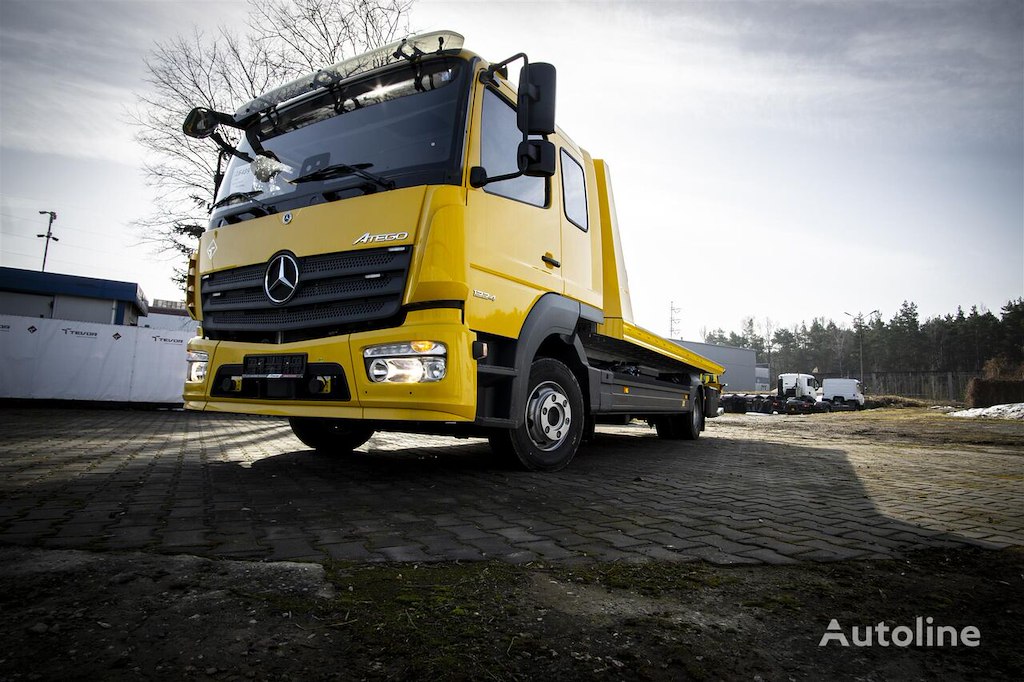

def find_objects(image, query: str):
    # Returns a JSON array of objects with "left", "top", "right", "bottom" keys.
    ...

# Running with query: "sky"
[{"left": 1, "top": 0, "right": 1021, "bottom": 342}]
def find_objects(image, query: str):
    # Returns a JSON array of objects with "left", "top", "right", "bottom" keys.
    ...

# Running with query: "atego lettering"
[{"left": 353, "top": 231, "right": 408, "bottom": 245}]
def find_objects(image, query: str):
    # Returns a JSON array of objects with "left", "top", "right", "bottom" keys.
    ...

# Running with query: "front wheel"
[
  {"left": 289, "top": 417, "right": 374, "bottom": 453},
  {"left": 491, "top": 358, "right": 584, "bottom": 472}
]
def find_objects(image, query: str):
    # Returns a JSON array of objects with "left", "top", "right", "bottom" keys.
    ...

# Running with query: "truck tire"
[
  {"left": 654, "top": 415, "right": 686, "bottom": 439},
  {"left": 289, "top": 417, "right": 374, "bottom": 453},
  {"left": 655, "top": 392, "right": 704, "bottom": 440},
  {"left": 681, "top": 391, "right": 704, "bottom": 440},
  {"left": 491, "top": 358, "right": 584, "bottom": 472}
]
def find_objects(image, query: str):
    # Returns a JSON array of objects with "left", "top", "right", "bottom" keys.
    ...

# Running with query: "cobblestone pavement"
[{"left": 1, "top": 408, "right": 1021, "bottom": 565}]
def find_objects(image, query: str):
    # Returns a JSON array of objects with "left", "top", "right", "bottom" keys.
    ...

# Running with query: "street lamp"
[{"left": 844, "top": 310, "right": 879, "bottom": 381}]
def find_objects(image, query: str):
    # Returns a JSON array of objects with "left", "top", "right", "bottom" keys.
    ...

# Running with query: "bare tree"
[
  {"left": 249, "top": 0, "right": 412, "bottom": 74},
  {"left": 760, "top": 316, "right": 776, "bottom": 371},
  {"left": 130, "top": 0, "right": 414, "bottom": 286}
]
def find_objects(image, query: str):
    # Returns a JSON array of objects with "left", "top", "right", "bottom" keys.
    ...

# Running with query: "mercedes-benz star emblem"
[{"left": 264, "top": 253, "right": 300, "bottom": 305}]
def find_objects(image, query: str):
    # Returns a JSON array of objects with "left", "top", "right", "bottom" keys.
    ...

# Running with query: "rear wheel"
[
  {"left": 289, "top": 417, "right": 374, "bottom": 453},
  {"left": 655, "top": 415, "right": 685, "bottom": 439},
  {"left": 681, "top": 391, "right": 704, "bottom": 440},
  {"left": 490, "top": 358, "right": 584, "bottom": 472},
  {"left": 655, "top": 391, "right": 704, "bottom": 440}
]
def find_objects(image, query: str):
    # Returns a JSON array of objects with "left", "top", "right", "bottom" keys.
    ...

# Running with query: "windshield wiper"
[
  {"left": 211, "top": 190, "right": 276, "bottom": 213},
  {"left": 290, "top": 163, "right": 395, "bottom": 190}
]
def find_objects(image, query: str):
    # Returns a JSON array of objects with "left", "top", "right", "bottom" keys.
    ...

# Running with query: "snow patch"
[{"left": 949, "top": 403, "right": 1024, "bottom": 420}]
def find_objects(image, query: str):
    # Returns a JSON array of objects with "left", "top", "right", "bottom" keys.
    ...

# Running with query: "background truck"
[
  {"left": 721, "top": 372, "right": 830, "bottom": 414},
  {"left": 180, "top": 30, "right": 723, "bottom": 471},
  {"left": 821, "top": 378, "right": 865, "bottom": 409}
]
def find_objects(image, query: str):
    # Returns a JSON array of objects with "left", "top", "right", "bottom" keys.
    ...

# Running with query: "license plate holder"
[{"left": 243, "top": 354, "right": 307, "bottom": 379}]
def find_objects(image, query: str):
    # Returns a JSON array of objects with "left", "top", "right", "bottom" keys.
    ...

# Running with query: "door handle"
[{"left": 542, "top": 253, "right": 561, "bottom": 268}]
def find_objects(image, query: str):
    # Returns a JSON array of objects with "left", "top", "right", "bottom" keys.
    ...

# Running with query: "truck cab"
[
  {"left": 778, "top": 373, "right": 818, "bottom": 399},
  {"left": 181, "top": 30, "right": 723, "bottom": 470}
]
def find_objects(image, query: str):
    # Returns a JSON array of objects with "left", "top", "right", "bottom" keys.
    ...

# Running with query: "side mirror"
[
  {"left": 518, "top": 140, "right": 555, "bottom": 177},
  {"left": 182, "top": 107, "right": 220, "bottom": 139},
  {"left": 471, "top": 57, "right": 557, "bottom": 189},
  {"left": 469, "top": 166, "right": 489, "bottom": 188},
  {"left": 517, "top": 62, "right": 556, "bottom": 135},
  {"left": 182, "top": 107, "right": 238, "bottom": 139}
]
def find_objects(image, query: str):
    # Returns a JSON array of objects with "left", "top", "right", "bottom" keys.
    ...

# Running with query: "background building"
[
  {"left": 0, "top": 267, "right": 148, "bottom": 325},
  {"left": 144, "top": 298, "right": 200, "bottom": 334},
  {"left": 673, "top": 339, "right": 759, "bottom": 391}
]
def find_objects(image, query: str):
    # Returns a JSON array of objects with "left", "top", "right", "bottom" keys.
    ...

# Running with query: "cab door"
[
  {"left": 465, "top": 85, "right": 562, "bottom": 338},
  {"left": 558, "top": 146, "right": 601, "bottom": 309}
]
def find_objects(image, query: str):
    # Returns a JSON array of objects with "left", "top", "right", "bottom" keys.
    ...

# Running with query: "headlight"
[
  {"left": 363, "top": 341, "right": 447, "bottom": 383},
  {"left": 186, "top": 350, "right": 208, "bottom": 383}
]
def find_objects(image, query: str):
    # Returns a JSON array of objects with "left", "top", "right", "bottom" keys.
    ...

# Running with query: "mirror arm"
[
  {"left": 470, "top": 166, "right": 525, "bottom": 188},
  {"left": 480, "top": 52, "right": 527, "bottom": 86},
  {"left": 210, "top": 132, "right": 253, "bottom": 163},
  {"left": 244, "top": 126, "right": 269, "bottom": 159}
]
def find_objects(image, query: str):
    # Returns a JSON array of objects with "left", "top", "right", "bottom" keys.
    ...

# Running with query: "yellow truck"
[{"left": 181, "top": 30, "right": 724, "bottom": 471}]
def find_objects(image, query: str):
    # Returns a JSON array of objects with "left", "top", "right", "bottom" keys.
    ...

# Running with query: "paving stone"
[
  {"left": 159, "top": 529, "right": 212, "bottom": 548},
  {"left": 103, "top": 526, "right": 156, "bottom": 549},
  {"left": 793, "top": 547, "right": 872, "bottom": 562},
  {"left": 737, "top": 548, "right": 802, "bottom": 565},
  {"left": 494, "top": 527, "right": 544, "bottom": 543},
  {"left": 319, "top": 541, "right": 376, "bottom": 562},
  {"left": 592, "top": 531, "right": 650, "bottom": 548},
  {"left": 517, "top": 540, "right": 576, "bottom": 561},
  {"left": 446, "top": 525, "right": 492, "bottom": 541},
  {"left": 379, "top": 545, "right": 434, "bottom": 562},
  {"left": 265, "top": 537, "right": 323, "bottom": 561}
]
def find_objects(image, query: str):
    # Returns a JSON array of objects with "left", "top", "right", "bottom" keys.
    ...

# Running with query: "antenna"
[
  {"left": 37, "top": 211, "right": 59, "bottom": 272},
  {"left": 669, "top": 301, "right": 681, "bottom": 339}
]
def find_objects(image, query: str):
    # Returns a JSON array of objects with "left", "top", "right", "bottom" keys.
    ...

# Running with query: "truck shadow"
[{"left": 0, "top": 409, "right": 1009, "bottom": 564}]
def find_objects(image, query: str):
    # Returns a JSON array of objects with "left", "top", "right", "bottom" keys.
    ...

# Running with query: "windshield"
[{"left": 213, "top": 57, "right": 468, "bottom": 218}]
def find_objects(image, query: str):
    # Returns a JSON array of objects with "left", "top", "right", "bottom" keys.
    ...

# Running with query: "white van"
[{"left": 822, "top": 378, "right": 865, "bottom": 408}]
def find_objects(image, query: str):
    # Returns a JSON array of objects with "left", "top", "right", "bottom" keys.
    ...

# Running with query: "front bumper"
[{"left": 183, "top": 309, "right": 477, "bottom": 422}]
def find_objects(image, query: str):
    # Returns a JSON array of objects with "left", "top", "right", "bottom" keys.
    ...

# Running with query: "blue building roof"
[{"left": 0, "top": 267, "right": 148, "bottom": 316}]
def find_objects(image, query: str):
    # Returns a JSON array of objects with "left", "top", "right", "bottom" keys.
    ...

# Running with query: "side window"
[
  {"left": 480, "top": 88, "right": 546, "bottom": 207},
  {"left": 560, "top": 149, "right": 588, "bottom": 231}
]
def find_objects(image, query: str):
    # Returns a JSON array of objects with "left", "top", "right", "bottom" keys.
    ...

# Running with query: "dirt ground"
[{"left": 1, "top": 408, "right": 1022, "bottom": 681}]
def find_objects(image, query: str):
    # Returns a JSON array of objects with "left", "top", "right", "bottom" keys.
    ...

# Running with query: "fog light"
[
  {"left": 187, "top": 350, "right": 208, "bottom": 383},
  {"left": 363, "top": 342, "right": 447, "bottom": 383}
]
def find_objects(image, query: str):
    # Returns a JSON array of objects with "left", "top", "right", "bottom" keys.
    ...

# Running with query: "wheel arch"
[{"left": 508, "top": 293, "right": 601, "bottom": 428}]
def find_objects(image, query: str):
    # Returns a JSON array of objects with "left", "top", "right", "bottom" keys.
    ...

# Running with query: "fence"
[
  {"left": 0, "top": 314, "right": 191, "bottom": 403},
  {"left": 864, "top": 371, "right": 981, "bottom": 403}
]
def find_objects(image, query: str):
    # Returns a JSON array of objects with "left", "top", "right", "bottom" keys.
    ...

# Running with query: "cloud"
[
  {"left": 0, "top": 0, "right": 249, "bottom": 161},
  {"left": 606, "top": 0, "right": 1024, "bottom": 145}
]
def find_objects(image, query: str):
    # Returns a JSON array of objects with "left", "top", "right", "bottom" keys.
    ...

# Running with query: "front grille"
[{"left": 201, "top": 246, "right": 411, "bottom": 343}]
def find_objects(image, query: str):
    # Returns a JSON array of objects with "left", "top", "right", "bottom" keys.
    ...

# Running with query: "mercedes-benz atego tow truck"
[{"left": 181, "top": 30, "right": 724, "bottom": 471}]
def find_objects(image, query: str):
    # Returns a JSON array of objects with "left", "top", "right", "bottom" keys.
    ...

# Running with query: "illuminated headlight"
[
  {"left": 363, "top": 341, "right": 447, "bottom": 383},
  {"left": 186, "top": 350, "right": 208, "bottom": 383}
]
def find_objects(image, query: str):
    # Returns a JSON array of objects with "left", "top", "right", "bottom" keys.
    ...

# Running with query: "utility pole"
[
  {"left": 669, "top": 301, "right": 681, "bottom": 339},
  {"left": 845, "top": 309, "right": 879, "bottom": 381},
  {"left": 37, "top": 211, "right": 59, "bottom": 272}
]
